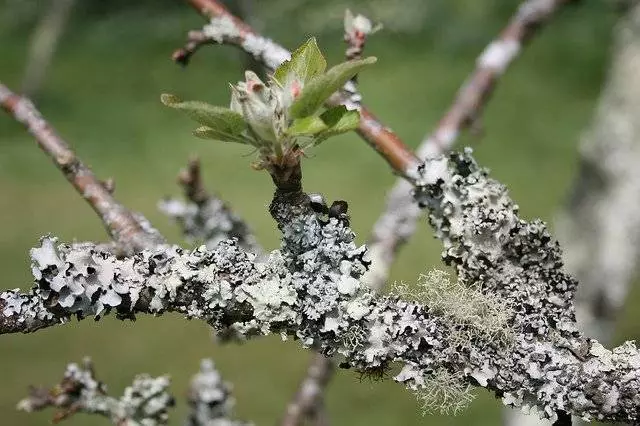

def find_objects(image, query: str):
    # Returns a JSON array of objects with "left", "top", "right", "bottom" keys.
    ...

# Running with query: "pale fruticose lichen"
[
  {"left": 4, "top": 150, "right": 640, "bottom": 422},
  {"left": 17, "top": 357, "right": 174, "bottom": 425}
]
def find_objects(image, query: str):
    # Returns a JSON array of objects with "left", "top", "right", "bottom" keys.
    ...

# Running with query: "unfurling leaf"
[
  {"left": 274, "top": 37, "right": 327, "bottom": 85},
  {"left": 286, "top": 116, "right": 328, "bottom": 136},
  {"left": 289, "top": 57, "right": 377, "bottom": 119},
  {"left": 192, "top": 126, "right": 251, "bottom": 145},
  {"left": 161, "top": 94, "right": 247, "bottom": 136},
  {"left": 316, "top": 106, "right": 360, "bottom": 144}
]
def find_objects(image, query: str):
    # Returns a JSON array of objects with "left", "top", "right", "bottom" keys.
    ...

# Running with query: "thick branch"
[
  {"left": 0, "top": 83, "right": 163, "bottom": 254},
  {"left": 180, "top": 0, "right": 421, "bottom": 179},
  {"left": 3, "top": 153, "right": 640, "bottom": 422},
  {"left": 363, "top": 0, "right": 577, "bottom": 291}
]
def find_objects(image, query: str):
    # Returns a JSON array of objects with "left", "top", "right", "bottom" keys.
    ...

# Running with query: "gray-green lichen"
[
  {"left": 17, "top": 357, "right": 173, "bottom": 425},
  {"left": 159, "top": 196, "right": 259, "bottom": 253},
  {"left": 185, "top": 359, "right": 249, "bottom": 426},
  {"left": 4, "top": 151, "right": 640, "bottom": 423}
]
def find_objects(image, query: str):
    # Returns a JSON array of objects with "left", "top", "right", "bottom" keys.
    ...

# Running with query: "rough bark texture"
[
  {"left": 506, "top": 2, "right": 640, "bottom": 425},
  {"left": 362, "top": 0, "right": 575, "bottom": 291},
  {"left": 5, "top": 153, "right": 640, "bottom": 423}
]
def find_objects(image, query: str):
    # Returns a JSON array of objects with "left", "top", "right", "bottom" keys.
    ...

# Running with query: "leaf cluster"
[{"left": 161, "top": 38, "right": 376, "bottom": 168}]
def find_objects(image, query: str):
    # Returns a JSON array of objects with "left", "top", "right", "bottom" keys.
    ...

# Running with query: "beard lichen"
[{"left": 392, "top": 270, "right": 514, "bottom": 414}]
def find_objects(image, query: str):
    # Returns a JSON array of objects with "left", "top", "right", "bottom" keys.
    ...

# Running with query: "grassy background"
[{"left": 0, "top": 1, "right": 636, "bottom": 425}]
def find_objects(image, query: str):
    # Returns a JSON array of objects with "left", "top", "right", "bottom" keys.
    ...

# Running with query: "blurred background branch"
[
  {"left": 505, "top": 1, "right": 640, "bottom": 424},
  {"left": 21, "top": 0, "right": 76, "bottom": 98}
]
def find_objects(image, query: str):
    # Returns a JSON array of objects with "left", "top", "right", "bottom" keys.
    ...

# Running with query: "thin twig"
[
  {"left": 178, "top": 157, "right": 211, "bottom": 206},
  {"left": 172, "top": 29, "right": 210, "bottom": 66},
  {"left": 343, "top": 10, "right": 381, "bottom": 90},
  {"left": 21, "top": 0, "right": 76, "bottom": 97},
  {"left": 159, "top": 157, "right": 260, "bottom": 253},
  {"left": 0, "top": 83, "right": 163, "bottom": 254},
  {"left": 281, "top": 354, "right": 334, "bottom": 426},
  {"left": 180, "top": 0, "right": 421, "bottom": 179},
  {"left": 362, "top": 0, "right": 578, "bottom": 291}
]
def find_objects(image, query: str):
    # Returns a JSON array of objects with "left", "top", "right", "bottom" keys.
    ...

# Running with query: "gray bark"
[{"left": 505, "top": 2, "right": 640, "bottom": 424}]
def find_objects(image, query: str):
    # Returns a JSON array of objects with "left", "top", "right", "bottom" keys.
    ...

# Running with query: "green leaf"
[
  {"left": 286, "top": 116, "right": 328, "bottom": 136},
  {"left": 274, "top": 38, "right": 327, "bottom": 85},
  {"left": 192, "top": 126, "right": 251, "bottom": 145},
  {"left": 316, "top": 106, "right": 360, "bottom": 144},
  {"left": 161, "top": 93, "right": 247, "bottom": 135},
  {"left": 289, "top": 57, "right": 377, "bottom": 118}
]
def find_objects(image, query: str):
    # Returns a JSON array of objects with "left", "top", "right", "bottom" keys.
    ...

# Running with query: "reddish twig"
[
  {"left": 362, "top": 0, "right": 578, "bottom": 291},
  {"left": 178, "top": 156, "right": 211, "bottom": 205},
  {"left": 181, "top": 0, "right": 421, "bottom": 179},
  {"left": 343, "top": 10, "right": 381, "bottom": 84},
  {"left": 172, "top": 30, "right": 211, "bottom": 66},
  {"left": 418, "top": 0, "right": 579, "bottom": 159},
  {"left": 0, "top": 83, "right": 163, "bottom": 254}
]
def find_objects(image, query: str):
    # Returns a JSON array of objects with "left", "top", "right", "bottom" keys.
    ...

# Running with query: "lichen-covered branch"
[
  {"left": 17, "top": 357, "right": 247, "bottom": 426},
  {"left": 186, "top": 359, "right": 249, "bottom": 426},
  {"left": 159, "top": 158, "right": 259, "bottom": 253},
  {"left": 180, "top": 0, "right": 421, "bottom": 179},
  {"left": 557, "top": 0, "right": 640, "bottom": 346},
  {"left": 507, "top": 4, "right": 640, "bottom": 425},
  {"left": 0, "top": 83, "right": 163, "bottom": 254},
  {"left": 4, "top": 152, "right": 640, "bottom": 422},
  {"left": 363, "top": 0, "right": 577, "bottom": 291},
  {"left": 17, "top": 357, "right": 174, "bottom": 425}
]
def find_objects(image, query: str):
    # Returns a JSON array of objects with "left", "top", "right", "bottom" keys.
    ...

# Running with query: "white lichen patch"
[{"left": 7, "top": 151, "right": 640, "bottom": 422}]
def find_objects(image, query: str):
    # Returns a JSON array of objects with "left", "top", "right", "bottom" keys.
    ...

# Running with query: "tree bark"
[{"left": 505, "top": 2, "right": 640, "bottom": 424}]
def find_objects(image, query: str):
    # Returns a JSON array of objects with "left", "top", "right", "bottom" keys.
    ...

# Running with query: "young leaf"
[
  {"left": 274, "top": 37, "right": 327, "bottom": 85},
  {"left": 316, "top": 106, "right": 360, "bottom": 144},
  {"left": 289, "top": 57, "right": 377, "bottom": 119},
  {"left": 286, "top": 116, "right": 328, "bottom": 136},
  {"left": 192, "top": 126, "right": 251, "bottom": 145},
  {"left": 161, "top": 94, "right": 247, "bottom": 136}
]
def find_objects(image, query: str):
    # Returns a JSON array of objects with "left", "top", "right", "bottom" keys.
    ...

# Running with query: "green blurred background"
[{"left": 0, "top": 0, "right": 634, "bottom": 424}]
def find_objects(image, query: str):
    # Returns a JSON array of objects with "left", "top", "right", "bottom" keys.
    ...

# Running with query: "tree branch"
[
  {"left": 179, "top": 0, "right": 421, "bottom": 179},
  {"left": 17, "top": 357, "right": 247, "bottom": 426},
  {"left": 159, "top": 157, "right": 260, "bottom": 253},
  {"left": 0, "top": 83, "right": 164, "bottom": 254},
  {"left": 281, "top": 353, "right": 334, "bottom": 426},
  {"left": 185, "top": 359, "right": 249, "bottom": 426},
  {"left": 17, "top": 357, "right": 174, "bottom": 425},
  {"left": 3, "top": 152, "right": 640, "bottom": 423},
  {"left": 362, "top": 0, "right": 578, "bottom": 291}
]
